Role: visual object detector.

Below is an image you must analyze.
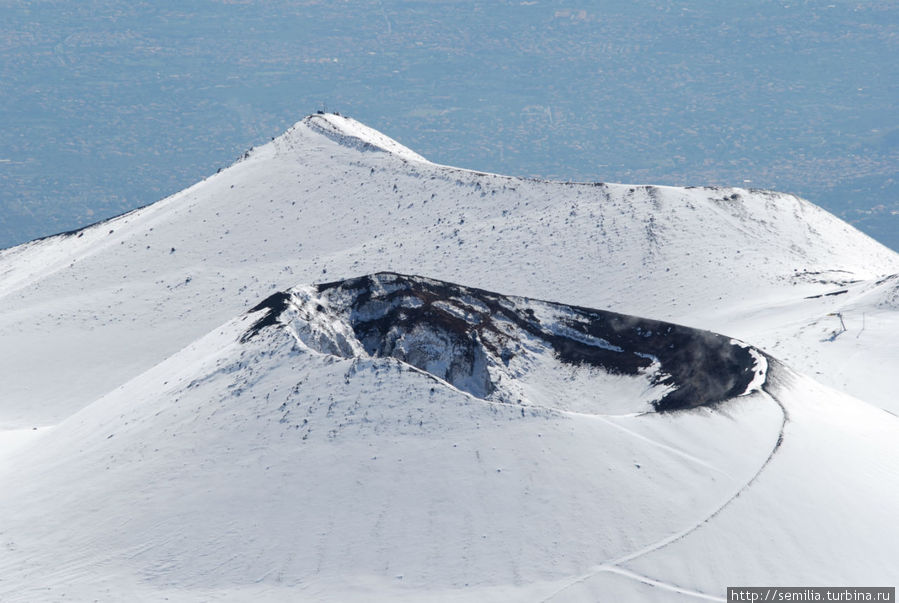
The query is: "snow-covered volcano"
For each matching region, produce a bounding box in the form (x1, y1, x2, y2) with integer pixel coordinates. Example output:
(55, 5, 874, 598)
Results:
(252, 272, 766, 413)
(0, 272, 895, 602)
(1, 113, 898, 423)
(0, 114, 898, 600)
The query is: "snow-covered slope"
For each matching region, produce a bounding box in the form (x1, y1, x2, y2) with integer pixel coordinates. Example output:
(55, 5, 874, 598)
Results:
(1, 113, 897, 427)
(1, 113, 898, 599)
(0, 273, 895, 602)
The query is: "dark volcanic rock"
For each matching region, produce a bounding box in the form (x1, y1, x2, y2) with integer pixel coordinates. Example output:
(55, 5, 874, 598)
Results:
(246, 272, 767, 412)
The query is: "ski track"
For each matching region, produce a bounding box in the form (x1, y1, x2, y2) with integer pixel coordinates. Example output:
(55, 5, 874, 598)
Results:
(541, 564, 727, 602)
(540, 390, 787, 603)
(588, 413, 734, 479)
(598, 566, 727, 601)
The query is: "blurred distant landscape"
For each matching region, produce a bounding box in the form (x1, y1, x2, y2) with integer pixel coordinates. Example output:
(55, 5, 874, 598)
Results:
(1, 0, 896, 251)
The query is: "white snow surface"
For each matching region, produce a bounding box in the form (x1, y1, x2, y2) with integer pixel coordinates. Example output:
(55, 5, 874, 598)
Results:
(303, 112, 429, 163)
(1, 114, 898, 600)
(0, 302, 895, 602)
(1, 114, 896, 422)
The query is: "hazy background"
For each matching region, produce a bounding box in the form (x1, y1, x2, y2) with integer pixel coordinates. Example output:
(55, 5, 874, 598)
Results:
(1, 0, 897, 250)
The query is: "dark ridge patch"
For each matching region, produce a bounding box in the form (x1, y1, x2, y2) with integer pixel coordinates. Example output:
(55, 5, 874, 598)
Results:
(798, 269, 853, 276)
(791, 269, 860, 288)
(549, 310, 760, 412)
(240, 291, 292, 343)
(804, 289, 849, 299)
(315, 272, 763, 412)
(18, 203, 150, 249)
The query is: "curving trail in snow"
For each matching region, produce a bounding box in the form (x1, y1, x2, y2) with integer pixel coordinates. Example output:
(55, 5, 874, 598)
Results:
(614, 392, 787, 566)
(541, 389, 787, 603)
(596, 566, 726, 601)
(543, 565, 727, 602)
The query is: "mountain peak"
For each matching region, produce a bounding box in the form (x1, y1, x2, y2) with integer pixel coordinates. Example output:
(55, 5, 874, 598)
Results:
(296, 112, 429, 163)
